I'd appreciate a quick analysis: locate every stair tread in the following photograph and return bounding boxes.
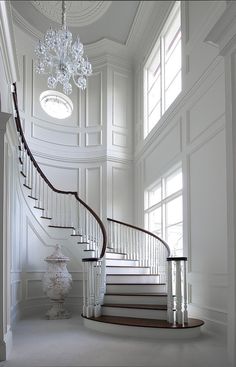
[106,265,150,269]
[48,225,74,229]
[102,304,167,310]
[106,258,138,261]
[105,293,167,296]
[107,274,159,276]
[28,195,38,200]
[84,315,205,329]
[107,283,165,285]
[106,251,127,255]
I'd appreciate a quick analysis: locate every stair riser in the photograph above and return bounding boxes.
[83,318,203,339]
[105,253,126,259]
[105,259,139,266]
[106,267,151,275]
[104,294,167,305]
[106,274,160,284]
[102,307,167,320]
[106,284,166,294]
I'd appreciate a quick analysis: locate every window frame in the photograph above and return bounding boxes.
[144,164,183,256]
[144,1,182,138]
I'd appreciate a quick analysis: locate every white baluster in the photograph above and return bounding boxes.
[175,260,182,324]
[94,262,101,317]
[167,259,174,323]
[183,260,188,323]
[82,262,87,316]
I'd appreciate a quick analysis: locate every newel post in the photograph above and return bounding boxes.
[167,257,188,325]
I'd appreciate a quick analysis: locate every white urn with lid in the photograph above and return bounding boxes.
[42,244,72,319]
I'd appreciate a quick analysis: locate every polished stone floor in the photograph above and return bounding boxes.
[0,315,228,367]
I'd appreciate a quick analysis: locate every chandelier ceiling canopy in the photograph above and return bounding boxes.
[34,0,92,95]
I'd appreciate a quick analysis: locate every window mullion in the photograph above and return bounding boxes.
[161,35,165,116]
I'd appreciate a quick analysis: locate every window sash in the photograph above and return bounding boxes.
[144,1,181,138]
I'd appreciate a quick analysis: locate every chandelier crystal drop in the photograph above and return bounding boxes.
[34,0,92,95]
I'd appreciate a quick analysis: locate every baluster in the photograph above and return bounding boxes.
[167,259,174,323]
[114,223,117,252]
[82,262,87,316]
[130,228,133,260]
[22,148,26,176]
[175,260,182,324]
[37,175,41,208]
[30,160,34,193]
[51,190,56,226]
[27,155,30,186]
[154,240,157,275]
[183,259,188,323]
[94,262,101,317]
[43,183,48,218]
[88,211,91,246]
[125,227,128,258]
[87,262,94,317]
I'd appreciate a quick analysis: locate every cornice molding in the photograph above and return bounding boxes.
[12,7,132,68]
[0,1,19,83]
[205,1,236,56]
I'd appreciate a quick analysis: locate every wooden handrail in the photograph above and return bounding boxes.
[12,83,107,261]
[107,217,171,256]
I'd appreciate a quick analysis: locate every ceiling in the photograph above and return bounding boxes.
[10,1,141,45]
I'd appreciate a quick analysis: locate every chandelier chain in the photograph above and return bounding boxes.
[62,0,66,27]
[34,0,92,95]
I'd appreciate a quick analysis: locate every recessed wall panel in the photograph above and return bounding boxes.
[189,130,227,274]
[112,166,133,222]
[32,122,79,146]
[112,131,127,148]
[86,72,102,127]
[113,72,128,128]
[85,167,101,216]
[85,132,102,147]
[39,164,78,192]
[188,73,225,143]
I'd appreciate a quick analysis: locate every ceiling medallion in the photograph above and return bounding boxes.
[31,1,112,27]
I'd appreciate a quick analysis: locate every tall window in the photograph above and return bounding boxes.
[144,1,181,137]
[144,165,183,256]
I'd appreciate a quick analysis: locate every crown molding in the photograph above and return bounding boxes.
[205,1,236,56]
[12,7,132,67]
[126,1,155,49]
[0,1,19,83]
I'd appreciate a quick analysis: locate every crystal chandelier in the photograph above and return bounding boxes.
[34,0,92,95]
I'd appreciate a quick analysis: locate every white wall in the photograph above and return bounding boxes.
[134,1,228,333]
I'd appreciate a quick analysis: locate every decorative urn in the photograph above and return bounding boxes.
[42,244,72,319]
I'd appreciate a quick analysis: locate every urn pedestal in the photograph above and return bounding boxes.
[42,245,72,320]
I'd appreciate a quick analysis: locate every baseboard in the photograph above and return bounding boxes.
[18,299,83,319]
[188,304,227,338]
[0,327,12,361]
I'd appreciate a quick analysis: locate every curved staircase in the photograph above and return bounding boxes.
[83,221,204,338]
[11,83,204,339]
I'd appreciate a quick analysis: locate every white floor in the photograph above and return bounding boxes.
[0,314,228,367]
